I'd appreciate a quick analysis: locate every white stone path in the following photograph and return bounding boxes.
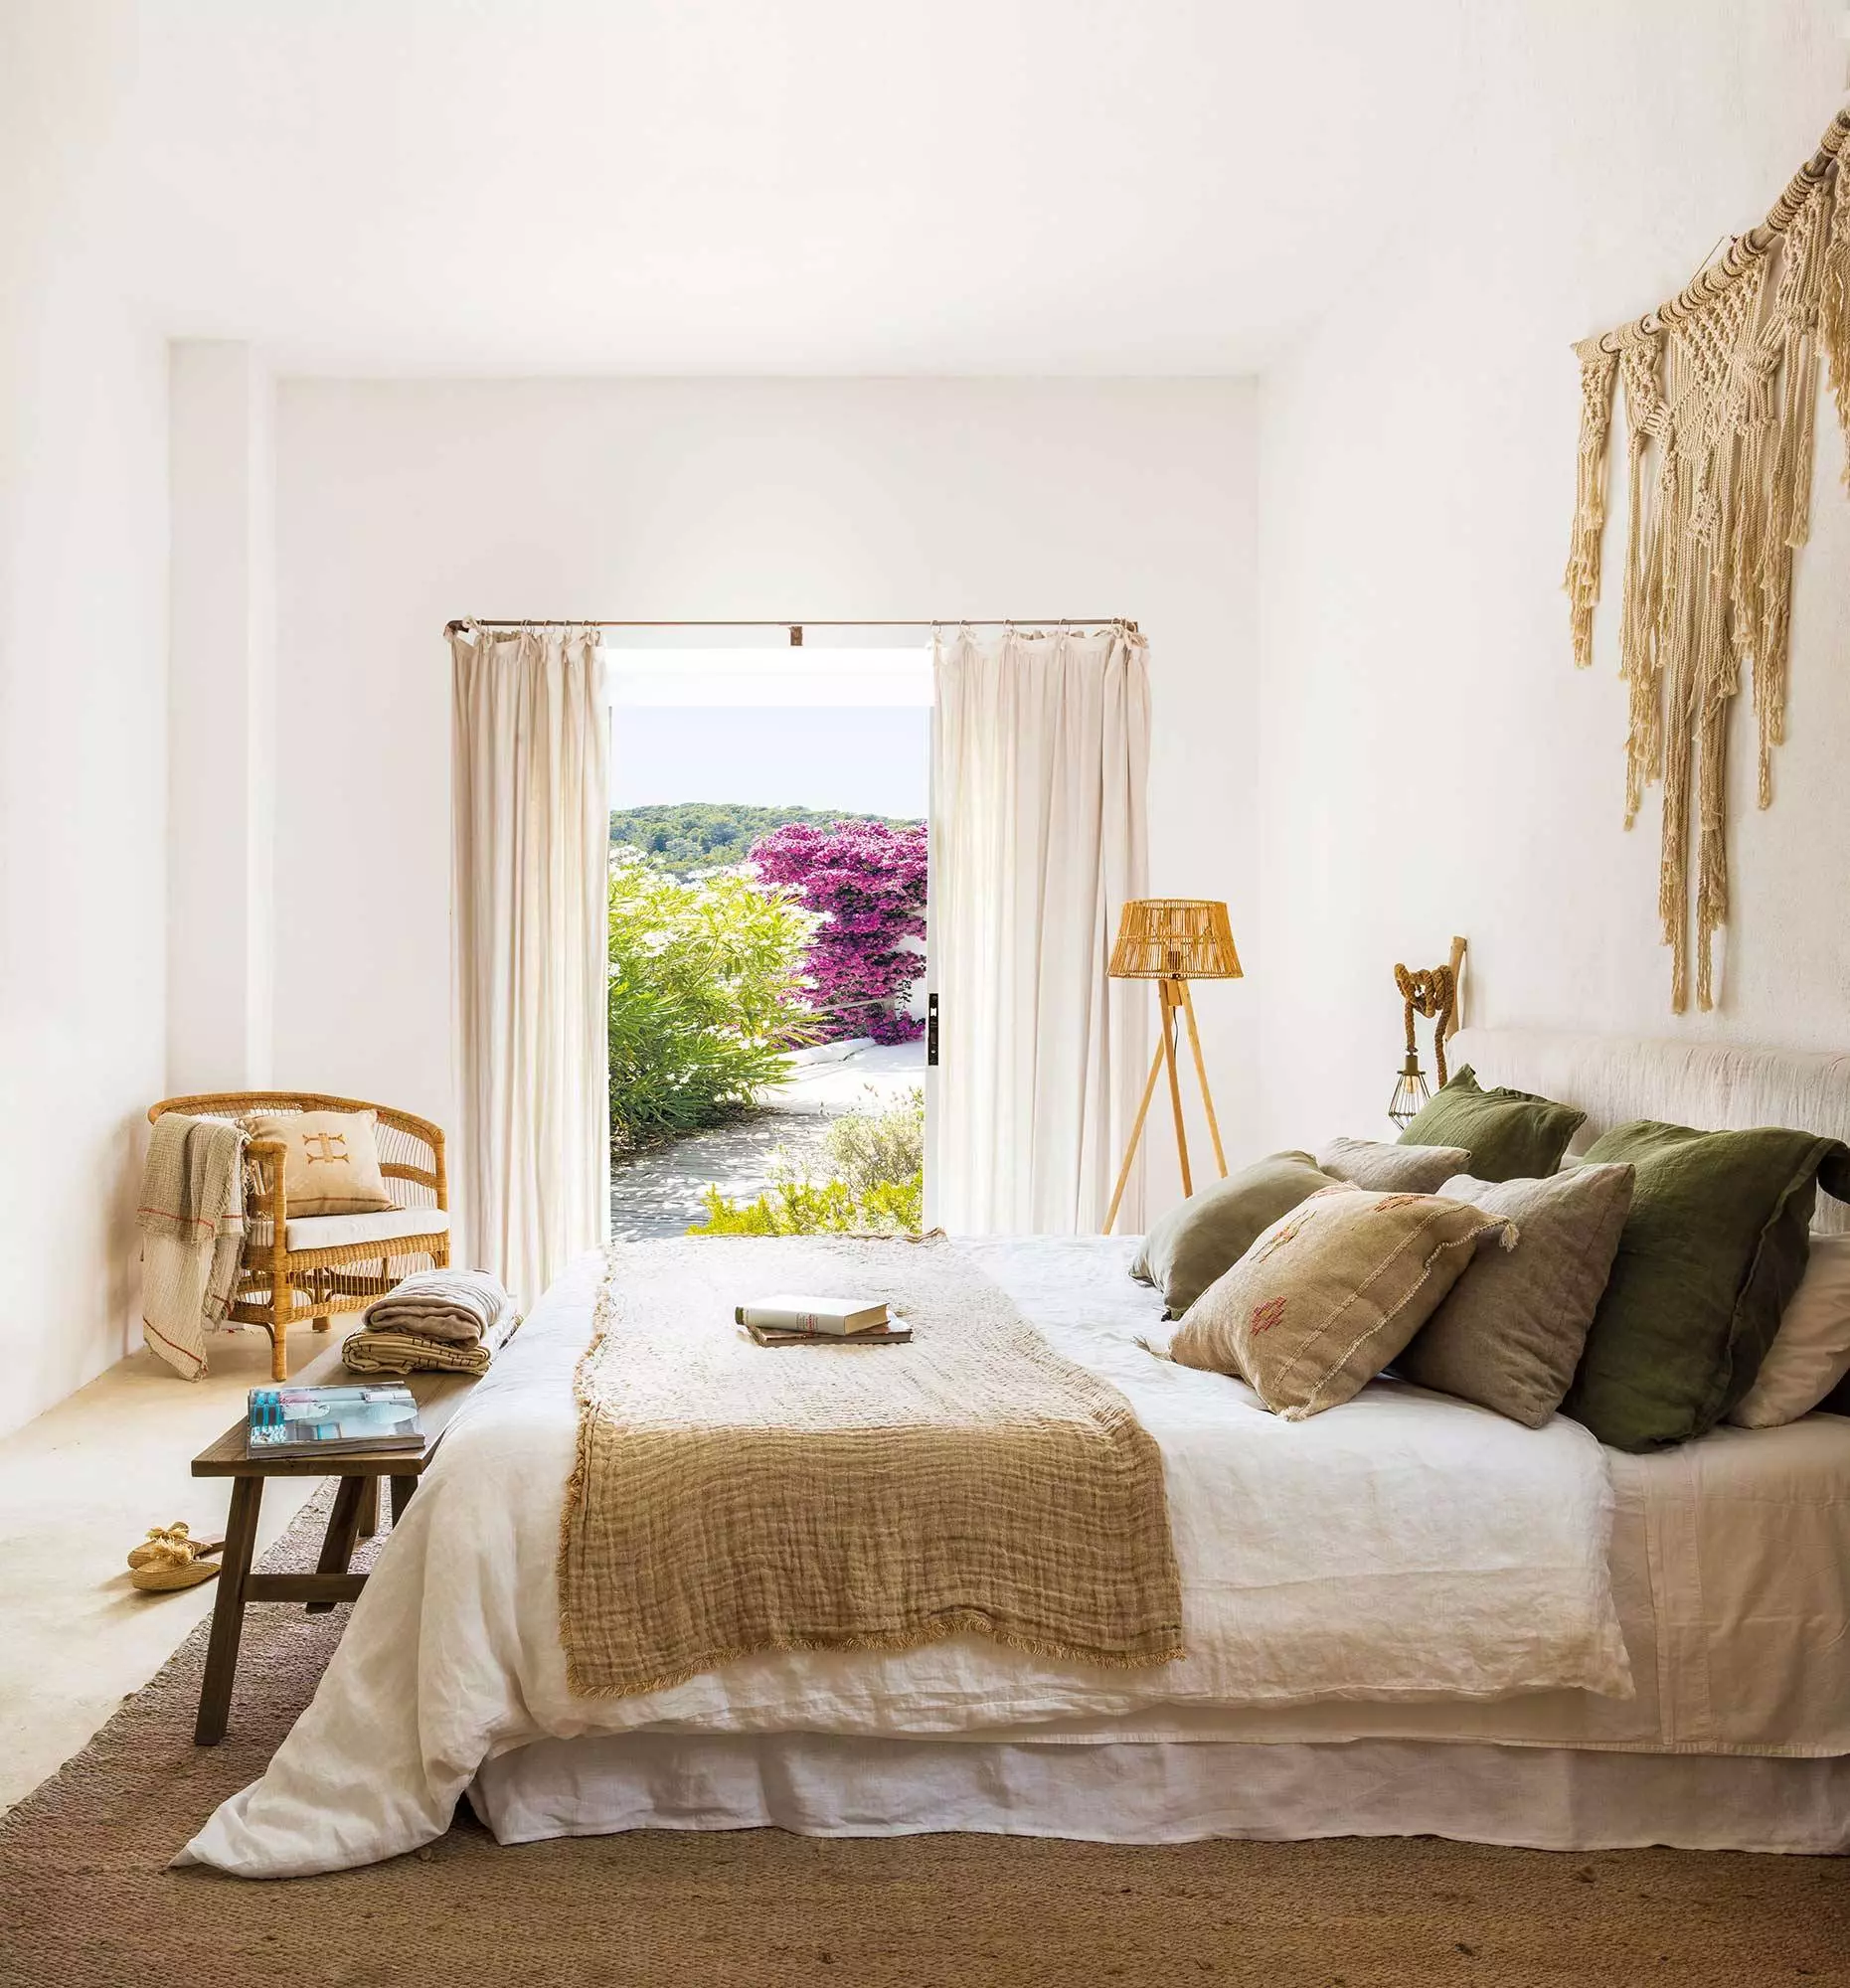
[609,1041,925,1240]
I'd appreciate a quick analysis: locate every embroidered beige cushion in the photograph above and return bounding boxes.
[1317,1136,1473,1193]
[1169,1186,1515,1420]
[247,1108,395,1219]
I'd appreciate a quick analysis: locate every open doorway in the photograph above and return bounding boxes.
[604,632,931,1240]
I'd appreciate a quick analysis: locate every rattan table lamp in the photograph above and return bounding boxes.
[1103,899,1242,1232]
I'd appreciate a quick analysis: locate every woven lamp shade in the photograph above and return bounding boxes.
[1108,900,1242,981]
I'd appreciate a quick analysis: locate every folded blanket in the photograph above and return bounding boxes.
[343,1298,522,1377]
[137,1113,249,1381]
[361,1267,512,1345]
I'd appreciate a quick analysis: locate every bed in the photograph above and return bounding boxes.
[181,1030,1850,1876]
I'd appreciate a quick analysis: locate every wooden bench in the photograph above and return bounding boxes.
[189,1339,479,1744]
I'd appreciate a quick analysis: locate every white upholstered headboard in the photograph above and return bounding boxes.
[1447,1028,1850,1235]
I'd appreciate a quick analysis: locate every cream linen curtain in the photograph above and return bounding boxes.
[451,626,609,1305]
[931,625,1150,1234]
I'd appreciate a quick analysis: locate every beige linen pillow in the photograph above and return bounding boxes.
[1728,1234,1850,1428]
[1395,1166,1634,1428]
[1318,1136,1473,1194]
[1170,1186,1516,1420]
[248,1108,395,1218]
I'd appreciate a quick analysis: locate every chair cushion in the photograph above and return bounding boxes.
[284,1208,449,1254]
[249,1107,396,1217]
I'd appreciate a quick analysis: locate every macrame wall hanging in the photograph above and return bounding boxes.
[1567,108,1850,1012]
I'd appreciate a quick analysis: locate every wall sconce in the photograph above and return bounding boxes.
[1389,935,1466,1130]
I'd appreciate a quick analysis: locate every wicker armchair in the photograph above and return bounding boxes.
[146,1091,449,1382]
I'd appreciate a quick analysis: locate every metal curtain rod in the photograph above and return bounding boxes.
[443,616,1139,637]
[1597,105,1850,353]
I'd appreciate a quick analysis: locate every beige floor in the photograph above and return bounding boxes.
[0,1327,325,1812]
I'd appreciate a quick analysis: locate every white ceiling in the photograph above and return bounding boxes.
[24,0,1472,376]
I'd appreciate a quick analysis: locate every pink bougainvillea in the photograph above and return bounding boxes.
[750,819,927,1044]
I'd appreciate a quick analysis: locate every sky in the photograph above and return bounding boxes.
[610,706,929,819]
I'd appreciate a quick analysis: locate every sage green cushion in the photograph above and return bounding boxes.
[1131,1151,1336,1317]
[1565,1120,1850,1452]
[1398,1068,1585,1183]
[1396,1165,1634,1427]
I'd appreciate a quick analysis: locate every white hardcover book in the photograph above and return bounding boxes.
[734,1293,890,1337]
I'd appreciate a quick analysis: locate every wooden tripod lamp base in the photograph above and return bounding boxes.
[1102,899,1242,1236]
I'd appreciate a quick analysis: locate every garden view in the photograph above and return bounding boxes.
[607,801,928,1237]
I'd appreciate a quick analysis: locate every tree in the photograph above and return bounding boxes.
[606,857,814,1151]
[608,801,920,877]
[749,819,927,1044]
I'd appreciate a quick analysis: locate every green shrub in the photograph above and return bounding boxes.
[687,1088,926,1236]
[687,1170,924,1237]
[820,1087,924,1198]
[608,858,814,1152]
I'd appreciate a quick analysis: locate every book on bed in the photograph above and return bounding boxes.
[744,1318,912,1347]
[245,1384,425,1456]
[735,1294,890,1336]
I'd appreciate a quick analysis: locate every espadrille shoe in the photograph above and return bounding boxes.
[127,1533,223,1592]
[126,1523,224,1572]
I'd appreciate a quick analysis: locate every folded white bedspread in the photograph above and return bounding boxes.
[182,1238,1628,1877]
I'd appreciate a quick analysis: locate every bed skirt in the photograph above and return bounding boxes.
[468,1733,1850,1857]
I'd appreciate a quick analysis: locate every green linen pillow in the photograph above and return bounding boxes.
[1564,1120,1850,1451]
[1131,1151,1336,1317]
[1398,1068,1585,1183]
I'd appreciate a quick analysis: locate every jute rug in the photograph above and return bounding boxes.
[1,1494,1844,1988]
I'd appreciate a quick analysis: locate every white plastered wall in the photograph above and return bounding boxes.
[271,378,1258,1220]
[1253,2,1850,1153]
[0,8,171,1434]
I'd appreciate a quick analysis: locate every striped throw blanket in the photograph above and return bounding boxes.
[137,1113,249,1381]
[560,1236,1184,1699]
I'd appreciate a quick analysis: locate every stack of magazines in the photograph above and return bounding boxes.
[734,1294,912,1347]
[246,1384,425,1457]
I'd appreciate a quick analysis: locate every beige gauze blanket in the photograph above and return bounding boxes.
[137,1113,249,1381]
[560,1236,1184,1699]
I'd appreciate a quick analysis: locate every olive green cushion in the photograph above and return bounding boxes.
[1398,1068,1584,1183]
[1565,1120,1850,1452]
[1131,1151,1336,1317]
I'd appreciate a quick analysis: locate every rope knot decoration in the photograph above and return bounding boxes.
[1566,108,1850,1013]
[1394,964,1456,1088]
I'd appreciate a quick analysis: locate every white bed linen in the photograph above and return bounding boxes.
[184,1238,1630,1878]
[468,1731,1850,1857]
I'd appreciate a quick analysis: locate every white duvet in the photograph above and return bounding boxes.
[183,1238,1628,1877]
